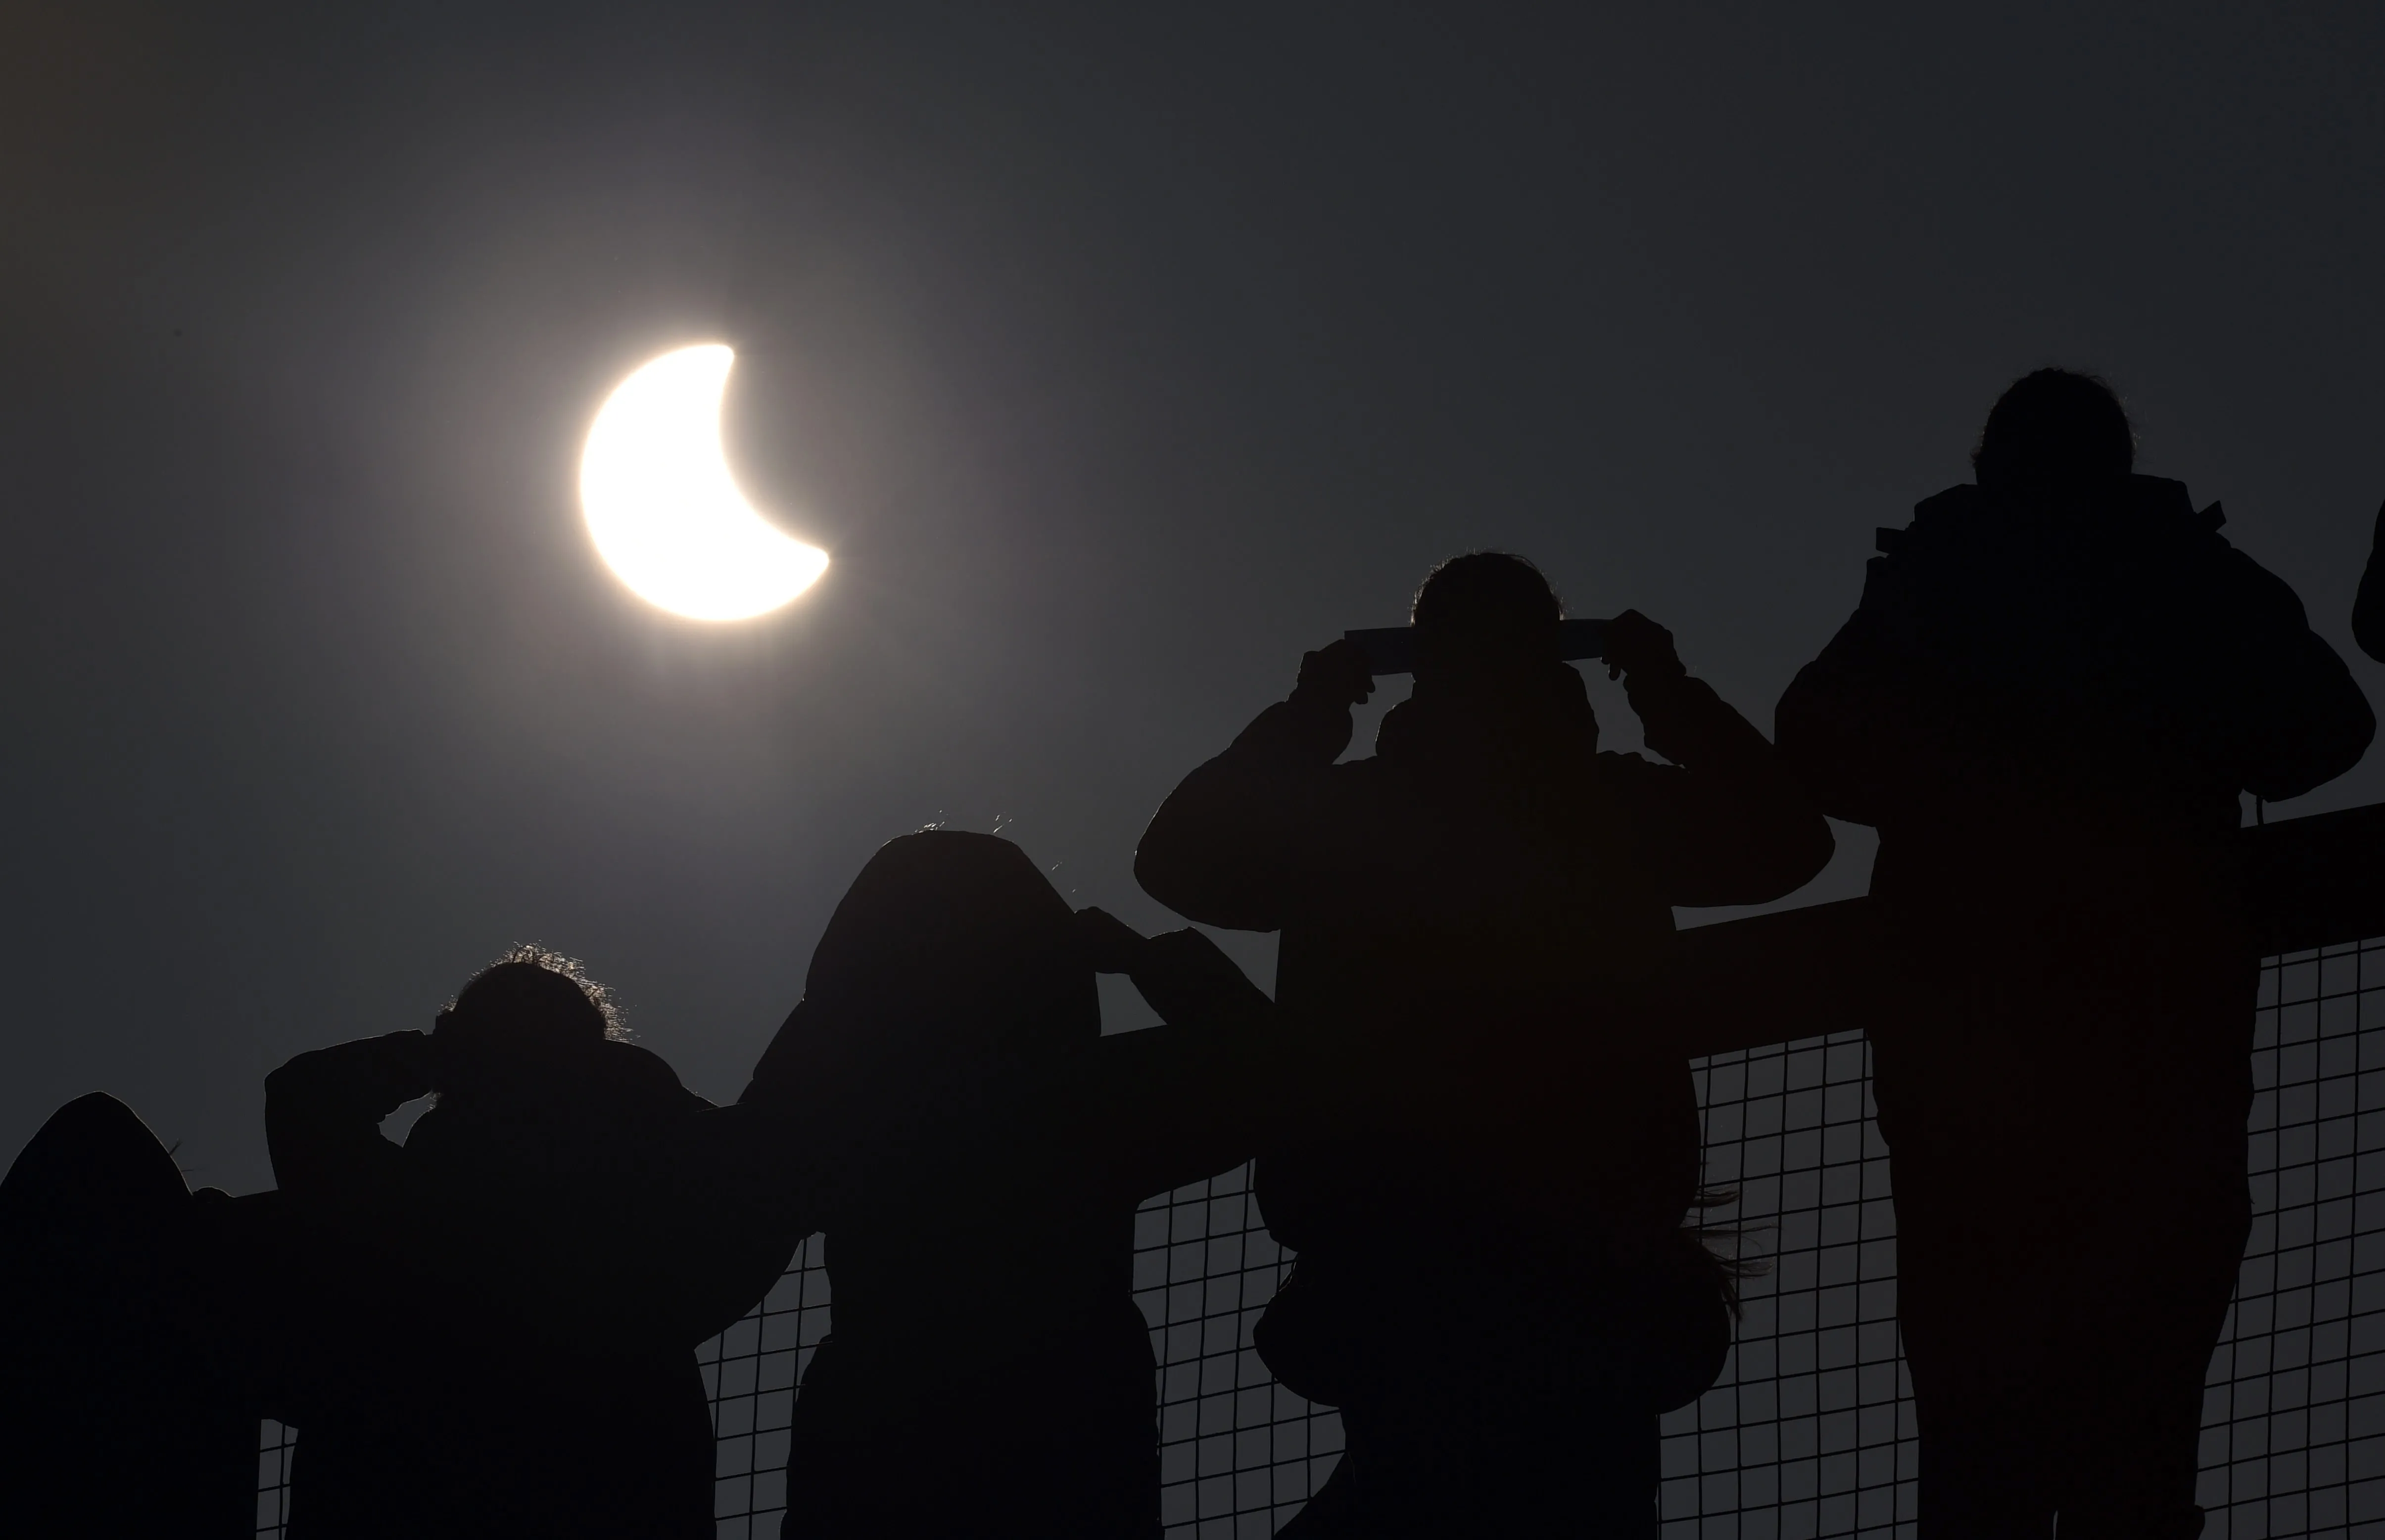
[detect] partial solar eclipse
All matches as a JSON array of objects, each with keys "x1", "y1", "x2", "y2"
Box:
[{"x1": 579, "y1": 343, "x2": 828, "y2": 621}]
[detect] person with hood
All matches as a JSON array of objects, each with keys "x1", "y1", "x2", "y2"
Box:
[
  {"x1": 1775, "y1": 369, "x2": 2375, "y2": 1539},
  {"x1": 0, "y1": 1093, "x2": 268, "y2": 1537},
  {"x1": 263, "y1": 947, "x2": 795, "y2": 1539},
  {"x1": 737, "y1": 829, "x2": 1282, "y2": 1540},
  {"x1": 1135, "y1": 553, "x2": 1833, "y2": 1536}
]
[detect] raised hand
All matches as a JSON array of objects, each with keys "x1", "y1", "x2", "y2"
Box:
[
  {"x1": 1603, "y1": 609, "x2": 1686, "y2": 683},
  {"x1": 1295, "y1": 636, "x2": 1377, "y2": 707}
]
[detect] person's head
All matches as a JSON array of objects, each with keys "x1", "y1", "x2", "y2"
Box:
[
  {"x1": 1971, "y1": 368, "x2": 2135, "y2": 492},
  {"x1": 798, "y1": 830, "x2": 1097, "y2": 1063},
  {"x1": 1409, "y1": 552, "x2": 1564, "y2": 676},
  {"x1": 431, "y1": 946, "x2": 619, "y2": 1098}
]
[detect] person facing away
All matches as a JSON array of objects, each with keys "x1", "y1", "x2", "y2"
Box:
[
  {"x1": 1135, "y1": 553, "x2": 1833, "y2": 1537},
  {"x1": 735, "y1": 830, "x2": 1283, "y2": 1540},
  {"x1": 264, "y1": 948, "x2": 795, "y2": 1540},
  {"x1": 1775, "y1": 368, "x2": 2375, "y2": 1540}
]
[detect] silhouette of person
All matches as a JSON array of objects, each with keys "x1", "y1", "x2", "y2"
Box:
[
  {"x1": 1776, "y1": 369, "x2": 2375, "y2": 1539},
  {"x1": 735, "y1": 830, "x2": 1280, "y2": 1540},
  {"x1": 2353, "y1": 497, "x2": 2385, "y2": 663},
  {"x1": 1136, "y1": 553, "x2": 1834, "y2": 1537},
  {"x1": 0, "y1": 1093, "x2": 262, "y2": 1537},
  {"x1": 265, "y1": 948, "x2": 793, "y2": 1540}
]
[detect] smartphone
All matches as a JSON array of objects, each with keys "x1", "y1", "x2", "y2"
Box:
[{"x1": 1344, "y1": 618, "x2": 1609, "y2": 675}]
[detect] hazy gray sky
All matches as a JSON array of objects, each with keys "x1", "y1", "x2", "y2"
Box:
[{"x1": 6, "y1": 0, "x2": 2383, "y2": 1191}]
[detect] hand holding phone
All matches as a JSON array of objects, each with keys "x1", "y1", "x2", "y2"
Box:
[
  {"x1": 1342, "y1": 618, "x2": 1611, "y2": 675},
  {"x1": 1295, "y1": 637, "x2": 1376, "y2": 706}
]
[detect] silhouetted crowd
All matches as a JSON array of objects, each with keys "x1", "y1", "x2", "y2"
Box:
[{"x1": 5, "y1": 370, "x2": 2381, "y2": 1539}]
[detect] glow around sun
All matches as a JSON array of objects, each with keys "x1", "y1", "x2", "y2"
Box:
[{"x1": 579, "y1": 344, "x2": 829, "y2": 621}]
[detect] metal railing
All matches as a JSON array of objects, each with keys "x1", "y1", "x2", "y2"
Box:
[{"x1": 252, "y1": 799, "x2": 2385, "y2": 1537}]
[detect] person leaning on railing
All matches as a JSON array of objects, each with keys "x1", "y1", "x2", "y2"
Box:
[
  {"x1": 1775, "y1": 368, "x2": 2376, "y2": 1540},
  {"x1": 1135, "y1": 552, "x2": 1833, "y2": 1538}
]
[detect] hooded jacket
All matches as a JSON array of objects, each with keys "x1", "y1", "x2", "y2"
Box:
[
  {"x1": 1137, "y1": 657, "x2": 1830, "y2": 1279},
  {"x1": 1777, "y1": 475, "x2": 2372, "y2": 927}
]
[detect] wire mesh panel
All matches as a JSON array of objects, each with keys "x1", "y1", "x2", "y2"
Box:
[
  {"x1": 691, "y1": 1178, "x2": 1338, "y2": 1540},
  {"x1": 1135, "y1": 1163, "x2": 1339, "y2": 1539},
  {"x1": 2201, "y1": 940, "x2": 2385, "y2": 1538},
  {"x1": 257, "y1": 1419, "x2": 297, "y2": 1537},
  {"x1": 704, "y1": 1234, "x2": 831, "y2": 1539},
  {"x1": 254, "y1": 937, "x2": 2385, "y2": 1540},
  {"x1": 1662, "y1": 1032, "x2": 1914, "y2": 1538}
]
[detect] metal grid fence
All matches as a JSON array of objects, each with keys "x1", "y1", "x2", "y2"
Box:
[
  {"x1": 2201, "y1": 939, "x2": 2385, "y2": 1538},
  {"x1": 253, "y1": 939, "x2": 2385, "y2": 1539}
]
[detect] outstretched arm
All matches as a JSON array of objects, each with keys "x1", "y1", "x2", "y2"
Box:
[
  {"x1": 1135, "y1": 639, "x2": 1374, "y2": 930},
  {"x1": 1075, "y1": 908, "x2": 1273, "y2": 1030},
  {"x1": 1607, "y1": 611, "x2": 1835, "y2": 906}
]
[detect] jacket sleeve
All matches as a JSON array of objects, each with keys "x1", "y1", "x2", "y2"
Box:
[
  {"x1": 1134, "y1": 685, "x2": 1359, "y2": 930},
  {"x1": 1082, "y1": 1019, "x2": 1281, "y2": 1203},
  {"x1": 263, "y1": 1032, "x2": 435, "y2": 1240},
  {"x1": 1771, "y1": 554, "x2": 1968, "y2": 830},
  {"x1": 1626, "y1": 668, "x2": 1836, "y2": 907},
  {"x1": 2214, "y1": 545, "x2": 2375, "y2": 801},
  {"x1": 582, "y1": 1096, "x2": 811, "y2": 1348},
  {"x1": 1073, "y1": 931, "x2": 1315, "y2": 1203}
]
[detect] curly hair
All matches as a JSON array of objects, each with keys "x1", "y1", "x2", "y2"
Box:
[{"x1": 449, "y1": 944, "x2": 628, "y2": 1042}]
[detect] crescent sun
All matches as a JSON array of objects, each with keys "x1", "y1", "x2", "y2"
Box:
[{"x1": 579, "y1": 343, "x2": 829, "y2": 621}]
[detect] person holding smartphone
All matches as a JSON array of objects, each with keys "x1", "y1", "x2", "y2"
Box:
[{"x1": 1136, "y1": 552, "x2": 1831, "y2": 1537}]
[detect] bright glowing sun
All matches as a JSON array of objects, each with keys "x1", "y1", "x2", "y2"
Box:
[{"x1": 579, "y1": 343, "x2": 828, "y2": 621}]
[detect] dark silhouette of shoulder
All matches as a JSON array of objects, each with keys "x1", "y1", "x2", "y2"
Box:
[{"x1": 1779, "y1": 472, "x2": 2372, "y2": 830}]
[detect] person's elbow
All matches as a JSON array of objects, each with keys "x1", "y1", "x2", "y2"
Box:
[
  {"x1": 1778, "y1": 809, "x2": 1838, "y2": 894},
  {"x1": 261, "y1": 1055, "x2": 324, "y2": 1145},
  {"x1": 1742, "y1": 807, "x2": 1837, "y2": 903},
  {"x1": 2248, "y1": 688, "x2": 2378, "y2": 803},
  {"x1": 1133, "y1": 831, "x2": 1279, "y2": 932},
  {"x1": 1134, "y1": 791, "x2": 1285, "y2": 931},
  {"x1": 1131, "y1": 817, "x2": 1201, "y2": 916}
]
